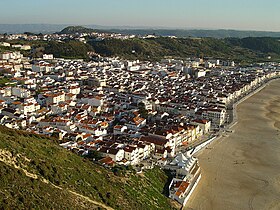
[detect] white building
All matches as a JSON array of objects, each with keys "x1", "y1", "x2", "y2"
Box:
[
  {"x1": 202, "y1": 108, "x2": 226, "y2": 127},
  {"x1": 194, "y1": 70, "x2": 206, "y2": 78},
  {"x1": 191, "y1": 119, "x2": 211, "y2": 134},
  {"x1": 32, "y1": 63, "x2": 54, "y2": 73},
  {"x1": 21, "y1": 45, "x2": 31, "y2": 50},
  {"x1": 0, "y1": 42, "x2": 10, "y2": 47},
  {"x1": 0, "y1": 52, "x2": 23, "y2": 60},
  {"x1": 43, "y1": 54, "x2": 54, "y2": 60},
  {"x1": 168, "y1": 153, "x2": 201, "y2": 206},
  {"x1": 44, "y1": 93, "x2": 66, "y2": 106}
]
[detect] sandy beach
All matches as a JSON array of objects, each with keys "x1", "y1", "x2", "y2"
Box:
[{"x1": 185, "y1": 79, "x2": 280, "y2": 210}]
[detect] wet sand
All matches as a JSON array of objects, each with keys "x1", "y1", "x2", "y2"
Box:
[{"x1": 185, "y1": 79, "x2": 280, "y2": 210}]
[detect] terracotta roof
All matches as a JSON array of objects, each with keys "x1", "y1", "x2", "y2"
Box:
[
  {"x1": 99, "y1": 156, "x2": 114, "y2": 166},
  {"x1": 193, "y1": 119, "x2": 208, "y2": 124},
  {"x1": 175, "y1": 181, "x2": 190, "y2": 197},
  {"x1": 140, "y1": 135, "x2": 167, "y2": 146},
  {"x1": 132, "y1": 116, "x2": 145, "y2": 125}
]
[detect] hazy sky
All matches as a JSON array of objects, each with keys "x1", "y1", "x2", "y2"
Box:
[{"x1": 1, "y1": 0, "x2": 280, "y2": 31}]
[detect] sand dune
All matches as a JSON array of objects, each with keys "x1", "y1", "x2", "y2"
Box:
[{"x1": 185, "y1": 80, "x2": 280, "y2": 210}]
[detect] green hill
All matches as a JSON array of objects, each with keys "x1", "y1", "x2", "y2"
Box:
[
  {"x1": 0, "y1": 126, "x2": 177, "y2": 210},
  {"x1": 59, "y1": 26, "x2": 106, "y2": 34},
  {"x1": 59, "y1": 26, "x2": 95, "y2": 34},
  {"x1": 226, "y1": 37, "x2": 280, "y2": 54},
  {"x1": 44, "y1": 40, "x2": 93, "y2": 59},
  {"x1": 20, "y1": 27, "x2": 280, "y2": 63},
  {"x1": 88, "y1": 37, "x2": 280, "y2": 63}
]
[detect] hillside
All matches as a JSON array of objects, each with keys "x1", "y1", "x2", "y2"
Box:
[
  {"x1": 3, "y1": 26, "x2": 280, "y2": 63},
  {"x1": 44, "y1": 40, "x2": 93, "y2": 59},
  {"x1": 226, "y1": 37, "x2": 280, "y2": 54},
  {"x1": 59, "y1": 26, "x2": 106, "y2": 34},
  {"x1": 88, "y1": 37, "x2": 280, "y2": 63},
  {"x1": 0, "y1": 126, "x2": 177, "y2": 210}
]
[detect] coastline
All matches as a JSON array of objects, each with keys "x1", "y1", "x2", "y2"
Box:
[
  {"x1": 186, "y1": 77, "x2": 280, "y2": 157},
  {"x1": 184, "y1": 78, "x2": 280, "y2": 210},
  {"x1": 228, "y1": 77, "x2": 280, "y2": 129}
]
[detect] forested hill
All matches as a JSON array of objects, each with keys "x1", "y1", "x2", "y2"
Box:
[
  {"x1": 87, "y1": 37, "x2": 280, "y2": 63},
  {"x1": 58, "y1": 26, "x2": 107, "y2": 34},
  {"x1": 226, "y1": 37, "x2": 280, "y2": 54},
  {"x1": 0, "y1": 126, "x2": 176, "y2": 210}
]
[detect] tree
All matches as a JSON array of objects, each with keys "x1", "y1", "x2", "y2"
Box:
[{"x1": 138, "y1": 102, "x2": 148, "y2": 118}]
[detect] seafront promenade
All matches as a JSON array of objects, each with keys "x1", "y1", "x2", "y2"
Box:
[
  {"x1": 185, "y1": 76, "x2": 280, "y2": 155},
  {"x1": 185, "y1": 79, "x2": 280, "y2": 210}
]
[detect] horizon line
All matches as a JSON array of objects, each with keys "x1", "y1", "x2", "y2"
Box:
[{"x1": 0, "y1": 23, "x2": 280, "y2": 33}]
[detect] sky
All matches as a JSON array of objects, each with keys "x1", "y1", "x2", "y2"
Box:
[{"x1": 1, "y1": 0, "x2": 280, "y2": 31}]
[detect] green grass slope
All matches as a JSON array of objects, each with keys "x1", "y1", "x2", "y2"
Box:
[{"x1": 0, "y1": 126, "x2": 177, "y2": 210}]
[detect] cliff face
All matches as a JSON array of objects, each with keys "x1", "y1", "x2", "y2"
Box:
[{"x1": 0, "y1": 126, "x2": 177, "y2": 210}]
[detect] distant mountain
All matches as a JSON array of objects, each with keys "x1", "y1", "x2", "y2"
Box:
[
  {"x1": 58, "y1": 26, "x2": 107, "y2": 34},
  {"x1": 1, "y1": 24, "x2": 280, "y2": 38},
  {"x1": 59, "y1": 26, "x2": 95, "y2": 34}
]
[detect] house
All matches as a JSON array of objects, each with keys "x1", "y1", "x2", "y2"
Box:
[
  {"x1": 140, "y1": 135, "x2": 169, "y2": 150},
  {"x1": 39, "y1": 117, "x2": 76, "y2": 132},
  {"x1": 80, "y1": 95, "x2": 104, "y2": 107},
  {"x1": 44, "y1": 92, "x2": 66, "y2": 106},
  {"x1": 136, "y1": 143, "x2": 153, "y2": 160},
  {"x1": 0, "y1": 42, "x2": 10, "y2": 47},
  {"x1": 18, "y1": 102, "x2": 40, "y2": 115},
  {"x1": 43, "y1": 54, "x2": 54, "y2": 60},
  {"x1": 113, "y1": 125, "x2": 128, "y2": 135},
  {"x1": 168, "y1": 153, "x2": 198, "y2": 176},
  {"x1": 191, "y1": 119, "x2": 211, "y2": 134},
  {"x1": 68, "y1": 86, "x2": 80, "y2": 95},
  {"x1": 0, "y1": 51, "x2": 23, "y2": 60},
  {"x1": 32, "y1": 63, "x2": 54, "y2": 73},
  {"x1": 124, "y1": 146, "x2": 139, "y2": 165},
  {"x1": 51, "y1": 103, "x2": 68, "y2": 115},
  {"x1": 202, "y1": 108, "x2": 226, "y2": 128},
  {"x1": 153, "y1": 149, "x2": 168, "y2": 160},
  {"x1": 168, "y1": 153, "x2": 201, "y2": 206},
  {"x1": 98, "y1": 156, "x2": 115, "y2": 167},
  {"x1": 21, "y1": 45, "x2": 31, "y2": 50},
  {"x1": 78, "y1": 125, "x2": 107, "y2": 136},
  {"x1": 125, "y1": 116, "x2": 146, "y2": 130},
  {"x1": 169, "y1": 179, "x2": 191, "y2": 206},
  {"x1": 99, "y1": 147, "x2": 124, "y2": 162}
]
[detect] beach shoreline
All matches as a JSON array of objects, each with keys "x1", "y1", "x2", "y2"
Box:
[
  {"x1": 186, "y1": 77, "x2": 280, "y2": 157},
  {"x1": 228, "y1": 77, "x2": 280, "y2": 129},
  {"x1": 184, "y1": 79, "x2": 280, "y2": 210}
]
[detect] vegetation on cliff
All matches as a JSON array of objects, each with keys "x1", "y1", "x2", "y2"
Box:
[{"x1": 0, "y1": 126, "x2": 176, "y2": 210}]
